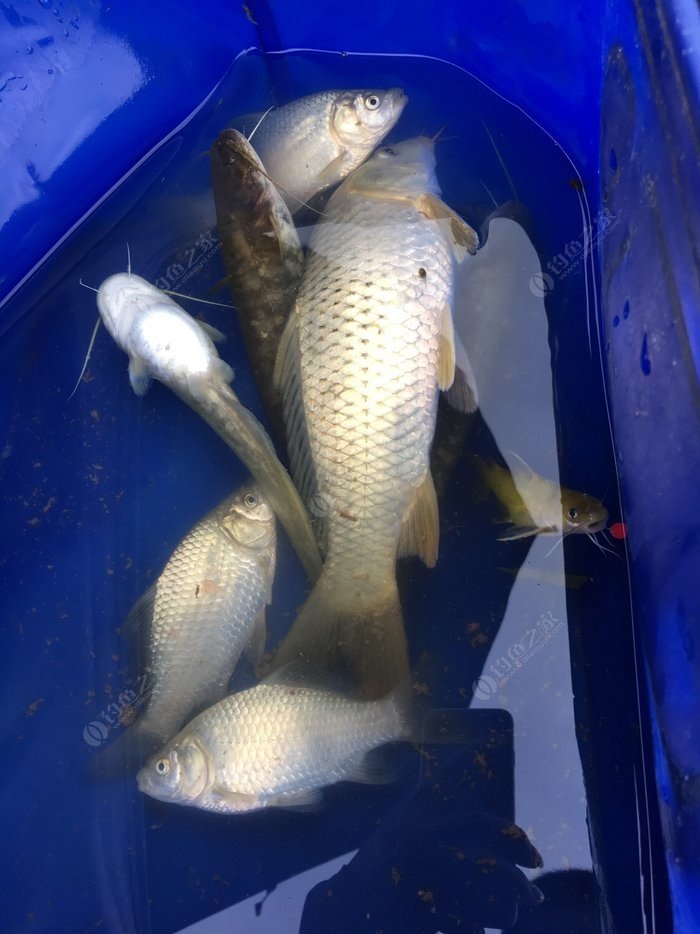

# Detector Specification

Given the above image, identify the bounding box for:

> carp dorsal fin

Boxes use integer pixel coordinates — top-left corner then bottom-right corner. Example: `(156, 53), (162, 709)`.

(397, 469), (439, 568)
(273, 310), (325, 553)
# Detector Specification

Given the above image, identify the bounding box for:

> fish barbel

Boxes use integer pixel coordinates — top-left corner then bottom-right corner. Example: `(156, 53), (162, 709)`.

(210, 128), (304, 441)
(102, 482), (276, 769)
(95, 272), (321, 581)
(245, 88), (408, 211)
(272, 137), (479, 697)
(136, 666), (411, 814)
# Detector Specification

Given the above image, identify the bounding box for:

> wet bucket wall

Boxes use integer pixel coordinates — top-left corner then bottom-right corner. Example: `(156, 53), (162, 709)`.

(1, 2), (698, 933)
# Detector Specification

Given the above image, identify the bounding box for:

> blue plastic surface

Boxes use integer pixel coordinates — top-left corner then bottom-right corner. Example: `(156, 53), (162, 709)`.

(1, 1), (698, 932)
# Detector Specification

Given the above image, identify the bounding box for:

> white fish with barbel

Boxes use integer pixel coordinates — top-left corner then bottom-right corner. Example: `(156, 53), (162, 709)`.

(122, 482), (275, 752)
(244, 88), (408, 211)
(272, 136), (479, 697)
(94, 270), (322, 582)
(137, 667), (411, 813)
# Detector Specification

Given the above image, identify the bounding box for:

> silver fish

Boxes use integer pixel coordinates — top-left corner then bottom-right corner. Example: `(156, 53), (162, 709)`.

(95, 271), (322, 582)
(273, 137), (479, 697)
(137, 668), (411, 813)
(121, 482), (276, 753)
(245, 88), (408, 212)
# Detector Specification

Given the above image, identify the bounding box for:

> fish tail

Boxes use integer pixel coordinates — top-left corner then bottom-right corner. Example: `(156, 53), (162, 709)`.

(182, 378), (322, 583)
(272, 573), (409, 700)
(84, 716), (165, 781)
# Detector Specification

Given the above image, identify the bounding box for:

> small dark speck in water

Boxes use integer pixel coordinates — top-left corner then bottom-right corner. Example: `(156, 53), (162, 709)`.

(47, 68), (53, 75)
(612, 315), (620, 327)
(640, 334), (651, 375)
(623, 299), (630, 319)
(26, 46), (33, 54)
(569, 178), (583, 192)
(36, 36), (54, 48)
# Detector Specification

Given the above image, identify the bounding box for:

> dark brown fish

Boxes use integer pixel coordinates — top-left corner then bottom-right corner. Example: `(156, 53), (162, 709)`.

(210, 128), (304, 442)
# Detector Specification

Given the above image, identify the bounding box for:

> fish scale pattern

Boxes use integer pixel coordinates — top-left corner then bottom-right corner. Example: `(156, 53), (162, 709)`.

(297, 197), (452, 577)
(139, 490), (275, 743)
(194, 684), (406, 801)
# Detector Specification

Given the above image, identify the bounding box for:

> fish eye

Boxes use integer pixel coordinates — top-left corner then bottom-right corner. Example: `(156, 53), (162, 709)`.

(568, 507), (579, 520)
(382, 146), (396, 155)
(365, 94), (381, 110)
(156, 758), (170, 775)
(244, 493), (258, 508)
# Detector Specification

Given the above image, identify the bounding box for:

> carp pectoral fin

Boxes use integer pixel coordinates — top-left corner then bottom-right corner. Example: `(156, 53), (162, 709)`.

(128, 356), (152, 396)
(210, 786), (261, 811)
(445, 328), (478, 413)
(415, 194), (480, 254)
(267, 788), (325, 812)
(438, 304), (456, 391)
(197, 320), (227, 344)
(397, 470), (439, 568)
(246, 606), (267, 669)
(315, 152), (352, 189)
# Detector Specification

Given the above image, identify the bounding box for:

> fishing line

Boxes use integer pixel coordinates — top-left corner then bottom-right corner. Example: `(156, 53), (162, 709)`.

(236, 146), (329, 217)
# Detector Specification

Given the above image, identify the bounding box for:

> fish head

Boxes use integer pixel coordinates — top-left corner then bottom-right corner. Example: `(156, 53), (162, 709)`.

(331, 88), (407, 150)
(137, 737), (211, 804)
(346, 135), (440, 196)
(562, 492), (609, 535)
(96, 272), (163, 347)
(219, 483), (276, 550)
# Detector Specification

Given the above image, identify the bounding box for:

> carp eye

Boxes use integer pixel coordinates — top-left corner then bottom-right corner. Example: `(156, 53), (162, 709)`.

(382, 147), (396, 155)
(365, 94), (381, 110)
(568, 507), (579, 520)
(244, 493), (258, 508)
(156, 758), (170, 775)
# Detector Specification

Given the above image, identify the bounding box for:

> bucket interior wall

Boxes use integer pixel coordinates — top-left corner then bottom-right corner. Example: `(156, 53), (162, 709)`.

(1, 2), (698, 932)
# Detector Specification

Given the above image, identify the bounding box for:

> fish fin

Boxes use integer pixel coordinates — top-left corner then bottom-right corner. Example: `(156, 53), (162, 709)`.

(272, 308), (296, 391)
(246, 606), (267, 668)
(506, 450), (538, 479)
(267, 788), (325, 812)
(415, 194), (480, 254)
(197, 321), (227, 343)
(397, 470), (439, 568)
(345, 749), (395, 785)
(128, 356), (152, 396)
(120, 583), (156, 674)
(445, 331), (478, 413)
(263, 659), (358, 696)
(314, 152), (351, 189)
(271, 576), (409, 700)
(437, 304), (456, 391)
(210, 786), (261, 811)
(84, 716), (164, 780)
(273, 312), (324, 549)
(498, 525), (541, 541)
(214, 357), (235, 384)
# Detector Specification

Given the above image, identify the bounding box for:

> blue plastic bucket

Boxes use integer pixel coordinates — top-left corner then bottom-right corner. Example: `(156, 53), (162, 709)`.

(1, 2), (698, 932)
